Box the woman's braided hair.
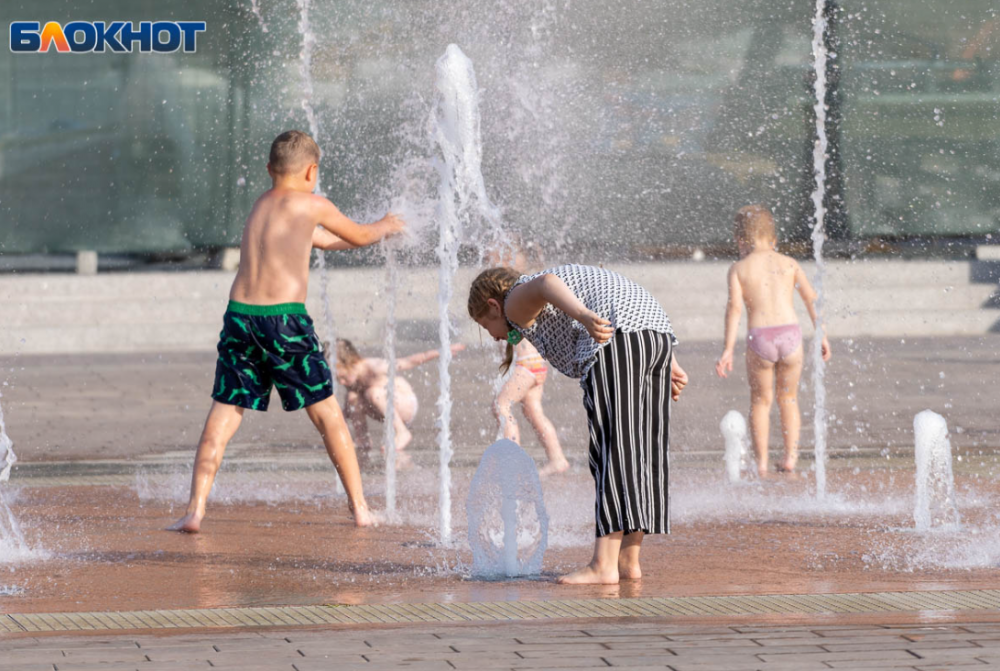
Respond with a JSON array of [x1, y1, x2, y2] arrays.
[[468, 266, 521, 373]]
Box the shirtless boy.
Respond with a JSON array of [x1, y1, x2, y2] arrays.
[[168, 130, 403, 532], [715, 205, 831, 477]]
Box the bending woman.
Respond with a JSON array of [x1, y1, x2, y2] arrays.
[[468, 264, 688, 585]]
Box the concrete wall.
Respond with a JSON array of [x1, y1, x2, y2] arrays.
[[1, 260, 998, 354]]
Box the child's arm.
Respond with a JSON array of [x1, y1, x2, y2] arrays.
[[312, 197, 404, 247], [793, 262, 832, 361], [506, 274, 613, 344], [312, 226, 358, 251], [396, 344, 465, 372], [715, 265, 743, 378]]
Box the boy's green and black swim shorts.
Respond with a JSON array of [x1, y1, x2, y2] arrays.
[[211, 301, 333, 412]]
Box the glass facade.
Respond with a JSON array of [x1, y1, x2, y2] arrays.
[[0, 0, 996, 256]]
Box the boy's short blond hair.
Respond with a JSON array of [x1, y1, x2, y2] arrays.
[[734, 204, 777, 246], [269, 130, 320, 175]]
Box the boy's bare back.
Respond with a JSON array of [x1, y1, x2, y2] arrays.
[[230, 190, 328, 305], [731, 249, 808, 329]]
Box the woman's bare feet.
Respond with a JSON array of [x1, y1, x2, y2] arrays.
[[618, 560, 642, 580], [166, 512, 203, 533], [556, 564, 619, 585], [538, 458, 570, 478]]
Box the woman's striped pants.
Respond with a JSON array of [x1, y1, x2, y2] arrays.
[[582, 329, 672, 537]]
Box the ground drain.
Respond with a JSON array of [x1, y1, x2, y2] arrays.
[[4, 589, 1000, 635]]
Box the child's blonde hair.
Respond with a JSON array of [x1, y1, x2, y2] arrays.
[[734, 204, 777, 247], [334, 338, 363, 368], [468, 266, 521, 373]]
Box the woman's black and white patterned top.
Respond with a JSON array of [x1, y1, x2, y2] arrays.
[[506, 264, 678, 380]]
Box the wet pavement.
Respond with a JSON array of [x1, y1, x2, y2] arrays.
[[4, 461, 1000, 614], [2, 336, 1000, 665]]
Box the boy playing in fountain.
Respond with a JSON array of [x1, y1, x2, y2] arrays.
[[331, 339, 465, 466], [168, 130, 404, 533], [715, 205, 831, 478]]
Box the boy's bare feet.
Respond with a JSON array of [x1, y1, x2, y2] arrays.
[[556, 564, 619, 585], [167, 512, 203, 533], [538, 458, 570, 478], [350, 501, 378, 528]]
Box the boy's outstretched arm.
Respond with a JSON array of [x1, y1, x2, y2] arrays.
[[506, 274, 613, 344], [716, 265, 743, 378], [794, 262, 832, 361], [312, 196, 404, 247], [312, 226, 357, 251], [396, 344, 465, 372]]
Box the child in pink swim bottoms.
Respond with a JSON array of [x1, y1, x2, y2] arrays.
[[494, 339, 569, 477], [747, 324, 802, 363], [715, 205, 831, 477]]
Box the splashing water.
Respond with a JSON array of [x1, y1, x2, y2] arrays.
[[430, 44, 498, 545], [720, 410, 751, 484], [466, 439, 549, 578], [383, 245, 399, 520], [296, 0, 338, 394], [0, 391, 36, 565], [248, 0, 268, 32], [913, 410, 960, 532], [809, 0, 830, 500]]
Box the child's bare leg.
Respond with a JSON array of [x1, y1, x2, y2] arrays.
[[365, 385, 412, 460], [344, 391, 372, 451], [775, 346, 804, 472], [618, 531, 644, 580], [168, 401, 244, 533], [557, 531, 622, 585], [523, 384, 568, 477], [746, 349, 775, 477], [494, 367, 534, 444], [305, 396, 375, 527]]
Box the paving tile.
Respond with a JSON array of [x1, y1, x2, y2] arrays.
[[55, 649, 151, 663], [292, 662, 454, 671], [822, 641, 979, 652]]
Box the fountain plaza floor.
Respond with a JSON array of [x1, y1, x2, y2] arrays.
[[1, 336, 999, 669]]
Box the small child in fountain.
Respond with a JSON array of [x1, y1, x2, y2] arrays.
[[168, 130, 404, 533], [331, 339, 464, 467], [468, 264, 688, 585], [485, 241, 570, 478], [715, 205, 831, 478]]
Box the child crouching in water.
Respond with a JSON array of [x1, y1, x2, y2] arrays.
[[715, 205, 831, 477], [496, 339, 570, 477], [332, 339, 464, 466], [468, 264, 688, 585]]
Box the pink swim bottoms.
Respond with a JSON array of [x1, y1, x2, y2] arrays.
[[747, 324, 802, 363]]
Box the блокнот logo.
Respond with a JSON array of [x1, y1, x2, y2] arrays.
[[10, 21, 206, 53]]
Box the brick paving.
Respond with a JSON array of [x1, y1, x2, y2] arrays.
[[6, 620, 1000, 670]]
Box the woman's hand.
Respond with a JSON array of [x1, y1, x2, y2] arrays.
[[821, 336, 832, 362], [579, 310, 613, 344], [671, 358, 689, 401], [715, 349, 734, 378]]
